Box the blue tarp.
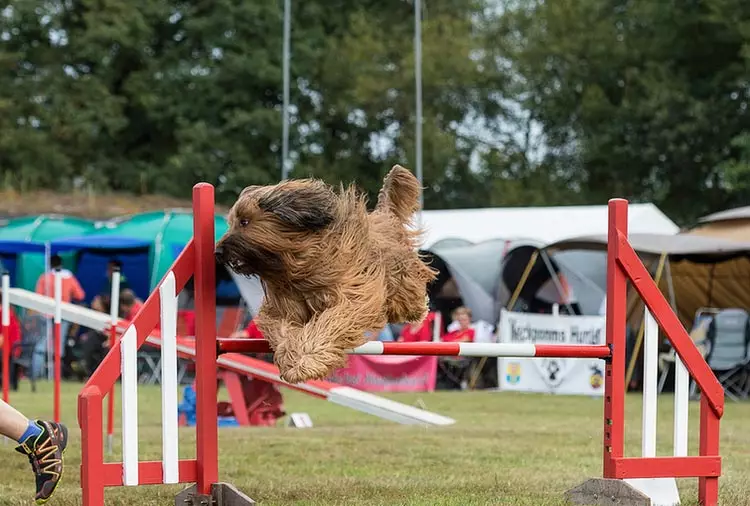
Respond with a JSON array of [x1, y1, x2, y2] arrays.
[[0, 240, 47, 286], [49, 236, 152, 253], [49, 235, 152, 303]]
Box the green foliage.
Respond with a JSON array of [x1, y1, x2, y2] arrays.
[[498, 0, 750, 224], [4, 1, 750, 222]]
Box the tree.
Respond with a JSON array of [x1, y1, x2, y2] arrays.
[[498, 0, 750, 224]]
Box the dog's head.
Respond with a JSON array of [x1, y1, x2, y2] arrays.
[[215, 179, 337, 278]]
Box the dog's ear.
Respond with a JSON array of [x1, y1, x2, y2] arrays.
[[259, 181, 336, 232]]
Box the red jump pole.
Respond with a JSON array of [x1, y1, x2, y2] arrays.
[[193, 183, 218, 495], [2, 272, 10, 404], [106, 268, 121, 454], [53, 267, 62, 423]]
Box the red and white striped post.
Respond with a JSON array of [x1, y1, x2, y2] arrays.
[[106, 268, 121, 454], [53, 267, 62, 423], [1, 272, 10, 404]]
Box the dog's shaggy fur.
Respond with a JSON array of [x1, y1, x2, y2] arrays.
[[215, 165, 437, 383]]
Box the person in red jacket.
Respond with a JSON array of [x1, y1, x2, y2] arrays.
[[442, 306, 475, 343], [398, 311, 437, 342], [0, 301, 21, 362], [230, 318, 265, 339]]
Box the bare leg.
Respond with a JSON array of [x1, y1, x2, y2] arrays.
[[0, 398, 30, 440]]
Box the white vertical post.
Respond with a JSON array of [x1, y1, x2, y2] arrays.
[[107, 270, 121, 454], [674, 355, 689, 457], [121, 324, 139, 486], [642, 308, 658, 458], [159, 272, 179, 484], [1, 273, 9, 326]]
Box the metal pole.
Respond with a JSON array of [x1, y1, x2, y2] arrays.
[[414, 0, 423, 220], [281, 0, 291, 181]]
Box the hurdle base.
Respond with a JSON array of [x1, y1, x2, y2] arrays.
[[175, 482, 255, 505], [564, 478, 651, 506]]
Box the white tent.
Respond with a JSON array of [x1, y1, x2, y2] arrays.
[[417, 203, 678, 249]]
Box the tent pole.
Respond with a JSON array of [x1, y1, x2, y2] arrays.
[[468, 250, 538, 390], [538, 250, 576, 315], [624, 252, 668, 388]]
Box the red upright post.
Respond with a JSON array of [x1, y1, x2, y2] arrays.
[[603, 199, 628, 478], [79, 386, 105, 505], [53, 267, 62, 423], [698, 396, 720, 506], [2, 272, 10, 404], [193, 183, 218, 494]]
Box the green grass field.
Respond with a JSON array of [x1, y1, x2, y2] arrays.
[[1, 381, 749, 505]]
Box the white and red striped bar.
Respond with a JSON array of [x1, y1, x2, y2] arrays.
[[216, 338, 612, 359]]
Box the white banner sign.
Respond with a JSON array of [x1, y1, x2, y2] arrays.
[[497, 309, 606, 396]]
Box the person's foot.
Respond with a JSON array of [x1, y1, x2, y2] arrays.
[[15, 420, 68, 504]]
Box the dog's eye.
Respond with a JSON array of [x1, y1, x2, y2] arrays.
[[239, 219, 249, 227]]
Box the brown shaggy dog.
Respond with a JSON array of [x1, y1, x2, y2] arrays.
[[215, 165, 437, 384]]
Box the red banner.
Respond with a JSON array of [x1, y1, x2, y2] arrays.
[[329, 354, 438, 392]]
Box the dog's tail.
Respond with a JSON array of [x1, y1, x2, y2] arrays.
[[375, 165, 421, 224]]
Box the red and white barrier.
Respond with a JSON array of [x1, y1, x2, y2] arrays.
[[53, 268, 62, 423], [216, 339, 613, 360], [70, 186, 723, 506]]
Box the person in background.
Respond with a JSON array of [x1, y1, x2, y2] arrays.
[[398, 312, 436, 342], [91, 260, 130, 314], [33, 254, 85, 377], [230, 318, 265, 339], [119, 289, 144, 320], [442, 306, 475, 343], [365, 325, 395, 342]]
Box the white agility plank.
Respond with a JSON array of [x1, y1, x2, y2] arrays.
[[7, 286, 456, 427], [643, 308, 658, 458], [121, 325, 139, 486], [158, 272, 180, 484], [328, 386, 456, 426], [2, 274, 9, 326], [674, 356, 689, 457]]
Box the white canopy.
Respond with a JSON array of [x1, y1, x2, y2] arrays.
[[416, 203, 678, 248]]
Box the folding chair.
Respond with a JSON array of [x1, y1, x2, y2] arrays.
[[10, 312, 48, 392], [657, 309, 715, 394], [700, 308, 750, 401]]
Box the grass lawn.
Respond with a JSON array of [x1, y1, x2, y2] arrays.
[[1, 381, 749, 505]]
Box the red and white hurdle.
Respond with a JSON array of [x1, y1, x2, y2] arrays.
[[76, 184, 723, 506]]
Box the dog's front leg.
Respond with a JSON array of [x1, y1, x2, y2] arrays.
[[273, 302, 387, 384]]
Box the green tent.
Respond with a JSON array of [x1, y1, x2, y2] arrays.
[[97, 210, 229, 290], [0, 215, 98, 289]]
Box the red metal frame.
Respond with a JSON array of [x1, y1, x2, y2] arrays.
[[605, 198, 723, 506], [77, 183, 217, 505]]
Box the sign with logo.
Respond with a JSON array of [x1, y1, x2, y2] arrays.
[[496, 309, 606, 396]]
